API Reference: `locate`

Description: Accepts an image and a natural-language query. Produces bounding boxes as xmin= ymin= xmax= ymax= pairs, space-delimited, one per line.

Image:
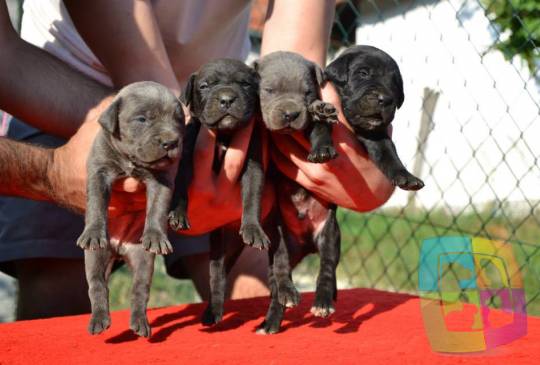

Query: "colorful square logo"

xmin=418 ymin=236 xmax=527 ymax=353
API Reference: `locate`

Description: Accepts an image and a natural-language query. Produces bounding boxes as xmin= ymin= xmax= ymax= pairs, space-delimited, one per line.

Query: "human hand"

xmin=179 ymin=119 xmax=274 ymax=236
xmin=271 ymin=82 xmax=394 ymax=212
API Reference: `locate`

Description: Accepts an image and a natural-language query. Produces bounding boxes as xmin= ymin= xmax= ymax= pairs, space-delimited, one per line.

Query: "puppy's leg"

xmin=239 ymin=126 xmax=270 ymax=250
xmin=85 ymin=247 xmax=114 ymax=335
xmin=77 ymin=167 xmax=118 ymax=250
xmin=311 ymin=205 xmax=341 ymax=318
xmin=124 ymin=244 xmax=155 ymax=338
xmin=169 ymin=120 xmax=200 ymax=231
xmin=306 ymin=100 xmax=338 ymax=163
xmin=141 ymin=174 xmax=174 ymax=255
xmin=358 ymin=136 xmax=424 ymax=191
xmin=202 ymin=228 xmax=227 ymax=325
xmin=257 ymin=219 xmax=299 ymax=334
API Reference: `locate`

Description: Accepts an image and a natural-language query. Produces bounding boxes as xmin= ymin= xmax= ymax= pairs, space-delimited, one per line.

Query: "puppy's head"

xmin=325 ymin=45 xmax=404 ymax=134
xmin=255 ymin=51 xmax=324 ymax=133
xmin=182 ymin=59 xmax=258 ymax=132
xmin=99 ymin=81 xmax=185 ymax=170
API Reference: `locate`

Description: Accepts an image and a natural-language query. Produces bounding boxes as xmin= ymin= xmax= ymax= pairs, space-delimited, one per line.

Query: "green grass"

xmin=109 ymin=205 xmax=540 ymax=316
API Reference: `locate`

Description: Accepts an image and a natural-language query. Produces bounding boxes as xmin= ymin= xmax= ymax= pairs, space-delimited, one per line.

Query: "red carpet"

xmin=0 ymin=289 xmax=538 ymax=364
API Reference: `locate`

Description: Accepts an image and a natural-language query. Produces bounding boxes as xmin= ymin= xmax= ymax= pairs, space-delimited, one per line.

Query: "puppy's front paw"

xmin=307 ymin=145 xmax=338 ymax=163
xmin=168 ymin=209 xmax=191 ymax=231
xmin=130 ymin=312 xmax=151 ymax=338
xmin=88 ymin=310 xmax=111 ymax=335
xmin=77 ymin=226 xmax=108 ymax=250
xmin=201 ymin=305 xmax=223 ymax=326
xmin=392 ymin=171 xmax=425 ymax=191
xmin=141 ymin=229 xmax=173 ymax=255
xmin=277 ymin=281 xmax=300 ymax=308
xmin=308 ymin=100 xmax=338 ymax=124
xmin=239 ymin=223 xmax=270 ymax=250
xmin=311 ymin=291 xmax=335 ymax=318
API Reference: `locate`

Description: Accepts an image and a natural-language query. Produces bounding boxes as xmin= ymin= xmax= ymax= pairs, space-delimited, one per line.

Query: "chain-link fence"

xmin=276 ymin=0 xmax=540 ymax=316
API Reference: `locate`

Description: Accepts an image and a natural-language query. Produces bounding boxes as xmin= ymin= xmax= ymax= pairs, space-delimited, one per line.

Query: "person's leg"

xmin=14 ymin=258 xmax=90 ymax=320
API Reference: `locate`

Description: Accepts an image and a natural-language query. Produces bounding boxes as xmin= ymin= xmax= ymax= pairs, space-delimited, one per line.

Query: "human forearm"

xmin=0 ymin=0 xmax=113 ymax=138
xmin=261 ymin=0 xmax=335 ymax=66
xmin=0 ymin=137 xmax=55 ymax=201
xmin=64 ymin=0 xmax=180 ymax=94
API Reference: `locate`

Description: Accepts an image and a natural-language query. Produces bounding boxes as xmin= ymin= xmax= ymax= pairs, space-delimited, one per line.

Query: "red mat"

xmin=0 ymin=289 xmax=538 ymax=364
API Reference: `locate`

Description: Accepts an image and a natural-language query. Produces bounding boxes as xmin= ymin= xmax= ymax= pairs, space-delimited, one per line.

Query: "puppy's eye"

xmin=305 ymin=90 xmax=312 ymax=97
xmin=358 ymin=69 xmax=369 ymax=78
xmin=199 ymin=82 xmax=209 ymax=90
xmin=240 ymin=81 xmax=252 ymax=88
xmin=134 ymin=116 xmax=147 ymax=123
xmin=264 ymin=87 xmax=273 ymax=94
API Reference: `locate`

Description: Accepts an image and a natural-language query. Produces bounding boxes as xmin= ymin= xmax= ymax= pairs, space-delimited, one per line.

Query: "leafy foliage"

xmin=483 ymin=0 xmax=540 ymax=75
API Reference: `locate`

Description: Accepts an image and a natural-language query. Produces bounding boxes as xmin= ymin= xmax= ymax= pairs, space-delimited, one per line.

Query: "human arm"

xmin=0 ymin=1 xmax=113 ymax=138
xmin=63 ymin=0 xmax=271 ymax=234
xmin=261 ymin=0 xmax=394 ymax=211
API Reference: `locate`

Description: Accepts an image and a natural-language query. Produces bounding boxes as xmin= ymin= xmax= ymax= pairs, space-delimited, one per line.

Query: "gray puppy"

xmin=255 ymin=51 xmax=341 ymax=334
xmin=76 ymin=81 xmax=184 ymax=338
xmin=256 ymin=51 xmax=339 ymax=162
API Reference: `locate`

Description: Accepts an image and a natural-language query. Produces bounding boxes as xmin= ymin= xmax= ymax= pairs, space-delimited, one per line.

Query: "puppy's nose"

xmin=283 ymin=110 xmax=301 ymax=122
xmin=219 ymin=93 xmax=237 ymax=109
xmin=161 ymin=139 xmax=179 ymax=151
xmin=378 ymin=94 xmax=394 ymax=107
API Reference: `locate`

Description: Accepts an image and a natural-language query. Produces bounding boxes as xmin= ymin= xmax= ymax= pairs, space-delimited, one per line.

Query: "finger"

xmin=216 ymin=118 xmax=254 ymax=188
xmin=112 ymin=178 xmax=146 ymax=193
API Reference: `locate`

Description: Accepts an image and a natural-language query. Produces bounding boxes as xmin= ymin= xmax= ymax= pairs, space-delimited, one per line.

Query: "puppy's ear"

xmin=393 ymin=68 xmax=405 ymax=109
xmin=324 ymin=54 xmax=350 ymax=86
xmin=181 ymin=73 xmax=197 ymax=109
xmin=98 ymin=97 xmax=121 ymax=137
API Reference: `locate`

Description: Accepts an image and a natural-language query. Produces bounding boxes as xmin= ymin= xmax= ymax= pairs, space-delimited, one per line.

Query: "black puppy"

xmin=255 ymin=51 xmax=341 ymax=334
xmin=77 ymin=81 xmax=184 ymax=338
xmin=325 ymin=45 xmax=424 ymax=190
xmin=168 ymin=59 xmax=264 ymax=325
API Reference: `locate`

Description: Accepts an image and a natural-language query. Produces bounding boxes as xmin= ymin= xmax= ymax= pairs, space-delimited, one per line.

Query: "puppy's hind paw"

xmin=256 ymin=320 xmax=281 ymax=335
xmin=278 ymin=281 xmax=300 ymax=308
xmin=392 ymin=171 xmax=425 ymax=191
xmin=239 ymin=223 xmax=270 ymax=250
xmin=311 ymin=293 xmax=335 ymax=318
xmin=201 ymin=305 xmax=223 ymax=326
xmin=141 ymin=229 xmax=173 ymax=255
xmin=130 ymin=312 xmax=151 ymax=338
xmin=168 ymin=209 xmax=191 ymax=231
xmin=308 ymin=100 xmax=339 ymax=124
xmin=77 ymin=227 xmax=108 ymax=250
xmin=88 ymin=311 xmax=111 ymax=335
xmin=307 ymin=145 xmax=338 ymax=163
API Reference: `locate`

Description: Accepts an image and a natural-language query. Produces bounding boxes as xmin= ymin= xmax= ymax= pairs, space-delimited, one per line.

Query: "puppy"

xmin=255 ymin=51 xmax=341 ymax=334
xmin=256 ymin=51 xmax=339 ymax=162
xmin=325 ymin=45 xmax=424 ymax=190
xmin=168 ymin=59 xmax=264 ymax=325
xmin=76 ymin=81 xmax=184 ymax=338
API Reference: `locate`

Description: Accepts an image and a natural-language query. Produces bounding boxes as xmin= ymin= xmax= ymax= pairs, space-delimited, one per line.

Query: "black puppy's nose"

xmin=219 ymin=93 xmax=237 ymax=109
xmin=378 ymin=94 xmax=394 ymax=107
xmin=161 ymin=139 xmax=179 ymax=151
xmin=283 ymin=110 xmax=301 ymax=122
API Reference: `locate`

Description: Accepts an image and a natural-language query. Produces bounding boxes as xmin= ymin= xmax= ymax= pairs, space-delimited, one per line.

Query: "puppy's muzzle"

xmin=265 ymin=99 xmax=307 ymax=132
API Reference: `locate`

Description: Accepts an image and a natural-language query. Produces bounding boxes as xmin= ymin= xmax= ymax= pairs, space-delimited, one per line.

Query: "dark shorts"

xmin=0 ymin=117 xmax=209 ymax=278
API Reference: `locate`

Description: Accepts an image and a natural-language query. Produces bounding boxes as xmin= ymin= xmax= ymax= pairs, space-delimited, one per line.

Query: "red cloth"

xmin=0 ymin=288 xmax=538 ymax=364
